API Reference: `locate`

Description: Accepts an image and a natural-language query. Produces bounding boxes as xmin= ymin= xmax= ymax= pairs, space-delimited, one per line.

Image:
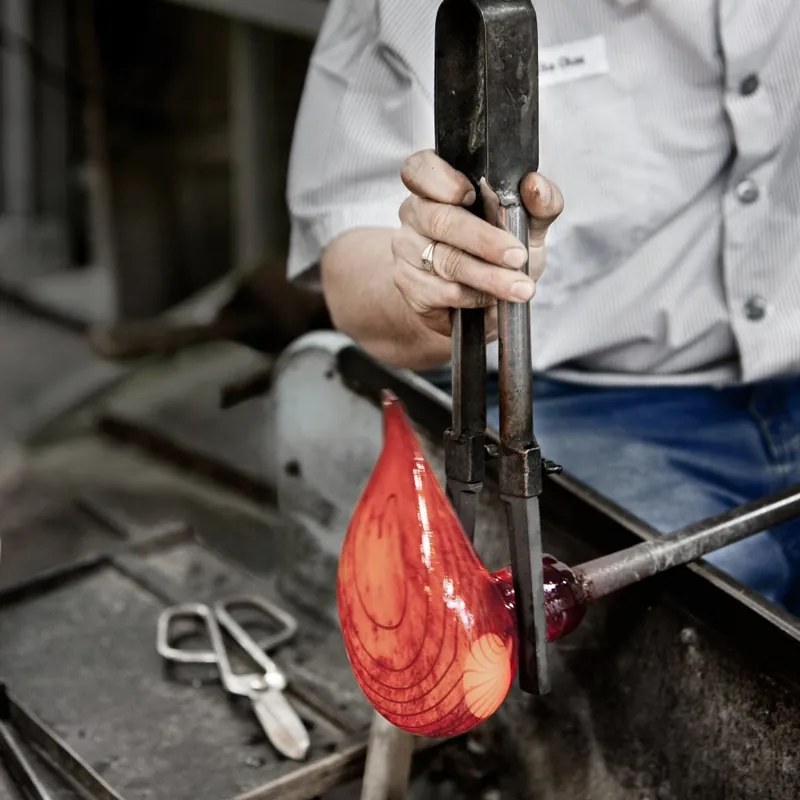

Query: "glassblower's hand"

xmin=391 ymin=148 xmax=564 ymax=338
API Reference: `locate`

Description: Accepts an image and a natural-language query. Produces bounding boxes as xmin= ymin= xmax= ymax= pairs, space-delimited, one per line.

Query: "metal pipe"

xmin=495 ymin=198 xmax=550 ymax=692
xmin=450 ymin=309 xmax=486 ymax=439
xmin=575 ymin=485 xmax=800 ymax=602
xmin=359 ymin=715 xmax=416 ymax=800
xmin=497 ymin=202 xmax=534 ymax=449
xmin=445 ymin=306 xmax=486 ymax=540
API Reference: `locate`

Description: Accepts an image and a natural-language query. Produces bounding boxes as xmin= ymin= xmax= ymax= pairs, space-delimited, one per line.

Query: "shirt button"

xmin=744 ymin=296 xmax=767 ymax=322
xmin=740 ymin=74 xmax=760 ymax=96
xmin=735 ymin=179 xmax=760 ymax=204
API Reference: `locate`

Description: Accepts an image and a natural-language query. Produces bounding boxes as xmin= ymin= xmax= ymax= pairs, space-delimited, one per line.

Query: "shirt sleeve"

xmin=286 ymin=0 xmax=436 ymax=286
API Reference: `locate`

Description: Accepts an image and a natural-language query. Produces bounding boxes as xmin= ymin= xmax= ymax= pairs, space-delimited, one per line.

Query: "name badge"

xmin=539 ymin=35 xmax=610 ymax=88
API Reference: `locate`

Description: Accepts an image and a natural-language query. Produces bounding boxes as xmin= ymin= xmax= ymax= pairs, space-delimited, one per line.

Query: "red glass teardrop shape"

xmin=337 ymin=393 xmax=589 ymax=736
xmin=337 ymin=392 xmax=518 ymax=737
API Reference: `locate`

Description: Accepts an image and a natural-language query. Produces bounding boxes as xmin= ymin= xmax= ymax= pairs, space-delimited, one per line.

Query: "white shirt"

xmin=287 ymin=0 xmax=800 ymax=386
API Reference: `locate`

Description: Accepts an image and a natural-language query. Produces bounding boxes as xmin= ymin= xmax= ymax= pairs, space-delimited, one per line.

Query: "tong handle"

xmin=435 ymin=0 xmax=549 ymax=696
xmin=435 ymin=1 xmax=490 ymax=541
xmin=435 ymin=0 xmax=541 ymax=460
xmin=435 ymin=0 xmax=539 ymax=194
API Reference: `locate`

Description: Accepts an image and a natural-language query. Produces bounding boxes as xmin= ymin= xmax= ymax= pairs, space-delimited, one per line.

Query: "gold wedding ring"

xmin=420 ymin=242 xmax=437 ymax=273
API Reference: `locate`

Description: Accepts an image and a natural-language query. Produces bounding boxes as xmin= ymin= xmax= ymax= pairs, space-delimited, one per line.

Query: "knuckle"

xmin=398 ymin=196 xmax=413 ymax=225
xmin=391 ymin=268 xmax=408 ymax=295
xmin=426 ymin=311 xmax=453 ymax=337
xmin=401 ymin=149 xmax=435 ymax=192
xmin=406 ymin=293 xmax=430 ymax=317
xmin=482 ymin=270 xmax=506 ymax=300
xmin=429 ymin=204 xmax=456 ymax=240
xmin=473 ymin=226 xmax=501 ymax=261
xmin=392 ymin=261 xmax=416 ymax=293
xmin=448 ymin=285 xmax=488 ymax=309
xmin=443 ymin=285 xmax=466 ymax=309
xmin=470 ymin=290 xmax=490 ymax=308
xmin=390 ymin=231 xmax=402 ymax=259
xmin=439 ymin=246 xmax=464 ymax=280
xmin=400 ymin=153 xmax=422 ymax=186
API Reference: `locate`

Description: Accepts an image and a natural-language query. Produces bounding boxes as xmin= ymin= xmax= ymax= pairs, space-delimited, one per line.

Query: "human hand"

xmin=391 ymin=149 xmax=564 ymax=338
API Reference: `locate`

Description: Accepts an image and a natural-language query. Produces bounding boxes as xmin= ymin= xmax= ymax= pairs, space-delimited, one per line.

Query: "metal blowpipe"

xmin=574 ymin=484 xmax=800 ymax=602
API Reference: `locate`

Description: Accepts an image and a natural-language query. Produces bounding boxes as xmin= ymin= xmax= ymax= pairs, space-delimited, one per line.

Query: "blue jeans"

xmin=484 ymin=375 xmax=800 ymax=613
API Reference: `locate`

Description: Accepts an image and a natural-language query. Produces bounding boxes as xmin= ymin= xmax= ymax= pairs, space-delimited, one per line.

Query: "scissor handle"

xmin=158 ymin=595 xmax=296 ymax=665
xmin=213 ymin=597 xmax=293 ymax=680
xmin=157 ymin=597 xmax=296 ymax=694
xmin=157 ymin=603 xmax=218 ymax=665
xmin=157 ymin=603 xmax=247 ymax=694
xmin=215 ymin=594 xmax=298 ymax=653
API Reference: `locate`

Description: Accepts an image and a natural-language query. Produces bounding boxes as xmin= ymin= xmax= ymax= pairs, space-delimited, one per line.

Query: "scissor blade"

xmin=251 ymin=690 xmax=310 ymax=761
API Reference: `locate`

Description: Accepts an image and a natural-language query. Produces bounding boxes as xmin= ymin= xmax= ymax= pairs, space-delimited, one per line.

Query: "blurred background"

xmin=0 ymin=0 xmax=330 ymax=450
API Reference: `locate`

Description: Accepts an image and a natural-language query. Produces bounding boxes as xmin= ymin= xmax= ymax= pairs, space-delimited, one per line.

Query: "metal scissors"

xmin=156 ymin=594 xmax=310 ymax=761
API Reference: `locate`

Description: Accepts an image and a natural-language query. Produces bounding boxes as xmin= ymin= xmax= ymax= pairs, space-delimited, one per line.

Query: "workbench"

xmin=1 ymin=325 xmax=798 ymax=798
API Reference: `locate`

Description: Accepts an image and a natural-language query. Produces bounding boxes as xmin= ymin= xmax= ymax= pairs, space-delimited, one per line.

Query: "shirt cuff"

xmin=287 ymin=201 xmax=401 ymax=287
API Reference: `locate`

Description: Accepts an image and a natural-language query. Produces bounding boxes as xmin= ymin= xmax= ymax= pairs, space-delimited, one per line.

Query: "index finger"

xmin=401 ymin=150 xmax=477 ymax=206
xmin=404 ymin=197 xmax=530 ymax=269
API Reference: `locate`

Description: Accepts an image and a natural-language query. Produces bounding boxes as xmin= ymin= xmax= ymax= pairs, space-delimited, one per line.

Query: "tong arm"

xmin=435 ymin=0 xmax=550 ymax=694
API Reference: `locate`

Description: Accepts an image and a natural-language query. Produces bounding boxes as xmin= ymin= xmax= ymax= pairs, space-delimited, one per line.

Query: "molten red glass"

xmin=337 ymin=393 xmax=586 ymax=738
xmin=492 ymin=558 xmax=586 ymax=644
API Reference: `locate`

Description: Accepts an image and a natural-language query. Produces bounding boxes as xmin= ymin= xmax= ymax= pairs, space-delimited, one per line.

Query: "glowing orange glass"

xmin=337 ymin=393 xmax=585 ymax=738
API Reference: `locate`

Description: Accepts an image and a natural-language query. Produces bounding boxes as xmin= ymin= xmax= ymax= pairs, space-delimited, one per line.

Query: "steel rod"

xmin=445 ymin=306 xmax=487 ymax=541
xmin=450 ymin=309 xmax=486 ymax=440
xmin=359 ymin=715 xmax=416 ymax=800
xmin=496 ymin=199 xmax=549 ymax=693
xmin=497 ymin=203 xmax=534 ymax=449
xmin=575 ymin=485 xmax=800 ymax=602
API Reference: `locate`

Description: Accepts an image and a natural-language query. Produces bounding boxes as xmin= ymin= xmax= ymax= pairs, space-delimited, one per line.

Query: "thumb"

xmin=521 ymin=172 xmax=564 ymax=281
xmin=521 ymin=172 xmax=564 ymax=247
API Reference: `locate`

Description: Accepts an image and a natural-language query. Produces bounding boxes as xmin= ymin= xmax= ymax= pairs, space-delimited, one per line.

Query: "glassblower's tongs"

xmin=436 ymin=0 xmax=555 ymax=695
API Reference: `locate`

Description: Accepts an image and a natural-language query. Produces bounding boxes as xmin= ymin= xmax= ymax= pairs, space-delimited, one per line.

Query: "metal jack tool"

xmin=436 ymin=0 xmax=550 ymax=695
xmin=360 ymin=2 xmax=546 ymax=798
